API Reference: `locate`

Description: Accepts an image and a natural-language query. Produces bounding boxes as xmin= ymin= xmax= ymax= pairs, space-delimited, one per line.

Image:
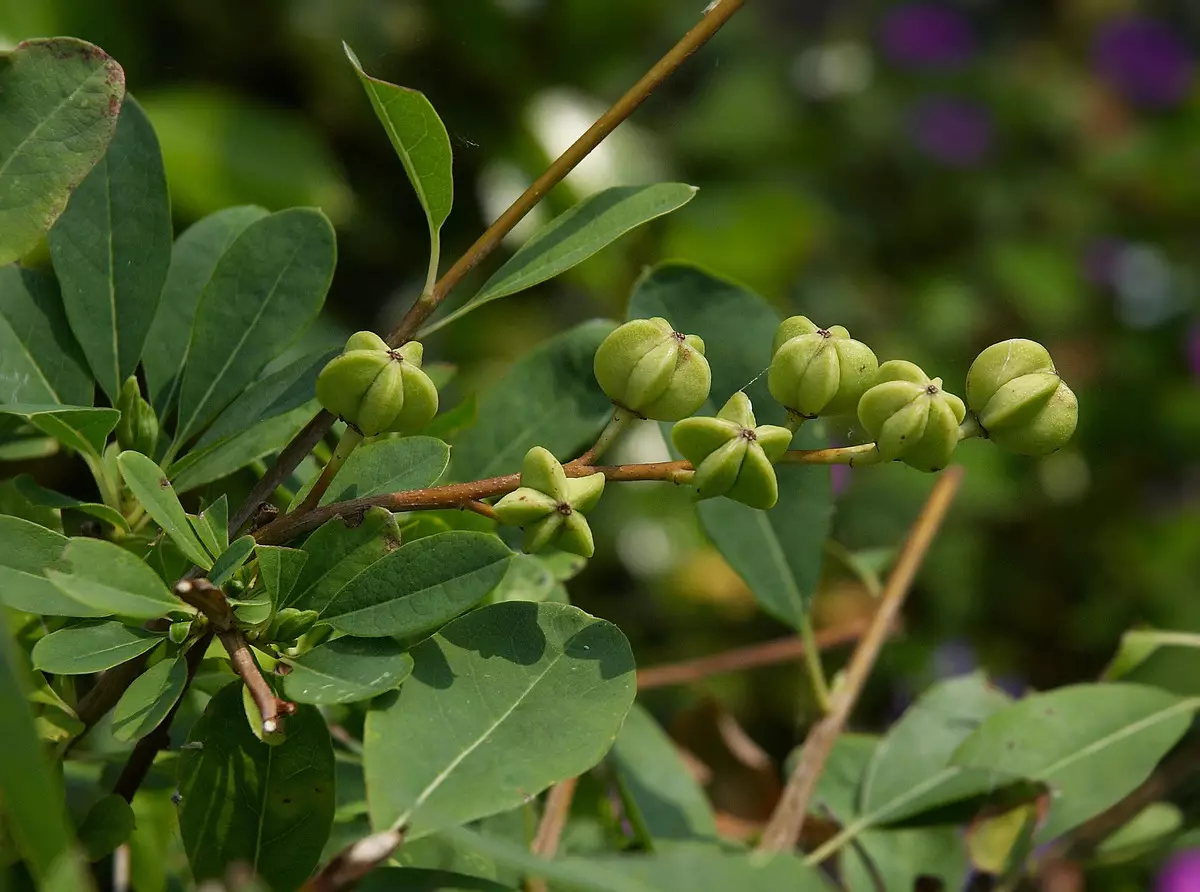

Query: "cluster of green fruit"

xmin=313 ymin=318 xmax=1077 ymax=559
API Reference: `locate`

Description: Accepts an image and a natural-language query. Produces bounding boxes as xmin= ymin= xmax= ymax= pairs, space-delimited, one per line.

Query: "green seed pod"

xmin=315 ymin=332 xmax=439 ymax=436
xmin=168 ymin=620 xmax=192 ymax=645
xmin=493 ymin=446 xmax=605 ymax=557
xmin=768 ymin=317 xmax=879 ymax=418
xmin=593 ymin=318 xmax=711 ymax=421
xmin=671 ymin=392 xmax=793 ymax=509
xmin=857 ymin=361 xmax=966 ymax=472
xmin=267 ymin=607 xmax=320 ymax=643
xmin=965 ymin=339 xmax=1078 ymax=455
xmin=115 ymin=376 xmax=159 ymax=456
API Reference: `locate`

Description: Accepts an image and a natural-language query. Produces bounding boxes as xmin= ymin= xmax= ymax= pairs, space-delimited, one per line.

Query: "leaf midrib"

xmin=395 ymin=644 xmax=565 ymax=828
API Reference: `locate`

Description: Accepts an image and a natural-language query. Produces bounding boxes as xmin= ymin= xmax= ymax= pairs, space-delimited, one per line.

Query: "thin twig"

xmin=755 ymin=467 xmax=965 ymax=855
xmin=526 ymin=777 xmax=581 ymax=892
xmin=112 ymin=631 xmax=214 ymax=802
xmin=174 ymin=579 xmax=289 ymax=735
xmin=636 ymin=621 xmax=872 ymax=690
xmin=227 ymin=0 xmax=747 ymax=540
xmin=253 ymin=460 xmax=695 ymax=546
xmin=302 ymin=828 xmax=406 ymax=892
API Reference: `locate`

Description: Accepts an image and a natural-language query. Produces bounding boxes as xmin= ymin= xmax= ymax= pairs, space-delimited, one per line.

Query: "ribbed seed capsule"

xmin=493 ymin=447 xmax=606 ymax=558
xmin=857 ymin=360 xmax=966 ymax=472
xmin=315 ymin=332 xmax=439 ymax=436
xmin=768 ymin=316 xmax=878 ymax=418
xmin=593 ymin=318 xmax=711 ymax=421
xmin=671 ymin=392 xmax=793 ymax=509
xmin=965 ymin=339 xmax=1078 ymax=455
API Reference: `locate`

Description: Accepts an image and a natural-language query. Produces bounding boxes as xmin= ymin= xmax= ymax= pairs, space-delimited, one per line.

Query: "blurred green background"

xmin=5 ymin=0 xmax=1200 ymax=880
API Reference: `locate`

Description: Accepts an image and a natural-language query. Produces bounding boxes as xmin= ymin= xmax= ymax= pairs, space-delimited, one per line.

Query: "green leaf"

xmin=344 ymin=43 xmax=452 ymax=236
xmin=179 ymin=682 xmax=335 ymax=889
xmin=361 ymin=869 xmax=513 ymax=892
xmin=282 ymin=637 xmax=414 ymax=705
xmin=111 ymin=654 xmax=187 ymax=742
xmin=1095 ymin=801 xmax=1182 ymax=864
xmin=142 ymin=206 xmax=269 ymax=412
xmin=76 ymin=794 xmax=135 ymax=861
xmin=47 ymin=97 xmax=171 ymax=400
xmin=628 ymin=263 xmax=833 ymax=628
xmin=858 ymin=673 xmax=1012 ymax=825
xmin=453 ymin=320 xmax=616 ymax=481
xmin=0 ymin=404 xmax=119 ymax=459
xmin=805 ymin=734 xmax=968 ymax=892
xmin=952 ymin=683 xmax=1199 ymax=842
xmin=47 ymin=537 xmax=185 ymax=619
xmin=13 ymin=474 xmax=129 ymax=532
xmin=32 ymin=621 xmax=164 ymax=674
xmin=365 ymin=601 xmax=636 ymax=838
xmin=193 ymin=348 xmax=334 ymax=451
xmin=0 ymin=476 xmax=63 ymax=532
xmin=320 ymin=531 xmax=512 ymax=638
xmin=319 ymin=435 xmax=450 ymax=506
xmin=0 ymin=265 xmax=93 ymax=405
xmin=446 ymin=830 xmax=827 ymax=892
xmin=173 ymin=208 xmax=336 ymax=444
xmin=610 ymin=703 xmax=717 ymax=845
xmin=0 ymin=514 xmax=106 ymax=616
xmin=0 ymin=37 xmax=125 ymax=265
xmin=1103 ymin=628 xmax=1200 ymax=681
xmin=118 ymin=450 xmax=214 ymax=569
xmin=0 ymin=624 xmax=78 ymax=879
xmin=208 ymin=535 xmax=255 ymax=587
xmin=254 ymin=544 xmax=308 ymax=606
xmin=169 ymin=402 xmax=317 ymax=494
xmin=424 ymin=394 xmax=478 ymax=443
xmin=287 ymin=508 xmax=403 ymax=612
xmin=193 ymin=495 xmax=229 ymax=557
xmin=424 ymin=185 xmax=698 ymax=337
xmin=487 ymin=553 xmax=557 ymax=605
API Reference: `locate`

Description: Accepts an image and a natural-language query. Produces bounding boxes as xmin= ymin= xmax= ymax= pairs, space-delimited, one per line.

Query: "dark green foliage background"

xmin=4 ymin=1 xmax=1199 ymax=884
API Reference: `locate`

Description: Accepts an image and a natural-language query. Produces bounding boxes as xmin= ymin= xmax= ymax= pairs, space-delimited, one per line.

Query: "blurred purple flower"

xmin=1082 ymin=237 xmax=1124 ymax=288
xmin=879 ymin=3 xmax=975 ymax=69
xmin=1157 ymin=849 xmax=1200 ymax=892
xmin=909 ymin=97 xmax=992 ymax=166
xmin=1093 ymin=17 xmax=1195 ymax=109
xmin=933 ymin=638 xmax=978 ymax=678
xmin=831 ymin=463 xmax=852 ymax=496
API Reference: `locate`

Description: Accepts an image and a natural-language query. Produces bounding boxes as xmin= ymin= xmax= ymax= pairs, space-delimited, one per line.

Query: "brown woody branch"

xmin=227 ymin=0 xmax=748 ymax=539
xmin=636 ymin=621 xmax=873 ymax=691
xmin=302 ymin=828 xmax=406 ymax=892
xmin=526 ymin=777 xmax=581 ymax=892
xmin=174 ymin=579 xmax=290 ymax=735
xmin=756 ymin=467 xmax=965 ymax=855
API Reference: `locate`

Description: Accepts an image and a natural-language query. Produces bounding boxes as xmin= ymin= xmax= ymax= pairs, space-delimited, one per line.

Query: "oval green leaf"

xmin=77 ymin=794 xmax=136 ymax=861
xmin=0 ymin=514 xmax=105 ymax=617
xmin=951 ymin=683 xmax=1199 ymax=842
xmin=32 ymin=621 xmax=164 ymax=675
xmin=344 ymin=43 xmax=452 ymax=235
xmin=13 ymin=474 xmax=129 ymax=533
xmin=282 ymin=637 xmax=414 ymax=705
xmin=629 ymin=262 xmax=833 ymax=628
xmin=424 ymin=184 xmax=697 ymax=337
xmin=452 ymin=320 xmax=616 ymax=481
xmin=48 ymin=97 xmax=172 ymax=400
xmin=365 ymin=601 xmax=636 ymax=838
xmin=174 ymin=208 xmax=336 ymax=444
xmin=0 ymin=38 xmax=125 ymax=265
xmin=111 ymin=654 xmax=188 ymax=742
xmin=118 ymin=450 xmax=213 ymax=569
xmin=316 ymin=435 xmax=450 ymax=507
xmin=287 ymin=508 xmax=402 ymax=613
xmin=47 ymin=537 xmax=183 ymax=619
xmin=610 ymin=703 xmax=717 ymax=845
xmin=321 ymin=531 xmax=512 ymax=638
xmin=178 ymin=682 xmax=335 ymax=889
xmin=208 ymin=535 xmax=255 ymax=588
xmin=0 ymin=404 xmax=119 ymax=460
xmin=142 ymin=206 xmax=269 ymax=413
xmin=0 ymin=266 xmax=93 ymax=406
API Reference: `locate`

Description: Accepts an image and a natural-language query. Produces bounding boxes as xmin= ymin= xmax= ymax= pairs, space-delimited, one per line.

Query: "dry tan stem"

xmin=755 ymin=467 xmax=965 ymax=855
